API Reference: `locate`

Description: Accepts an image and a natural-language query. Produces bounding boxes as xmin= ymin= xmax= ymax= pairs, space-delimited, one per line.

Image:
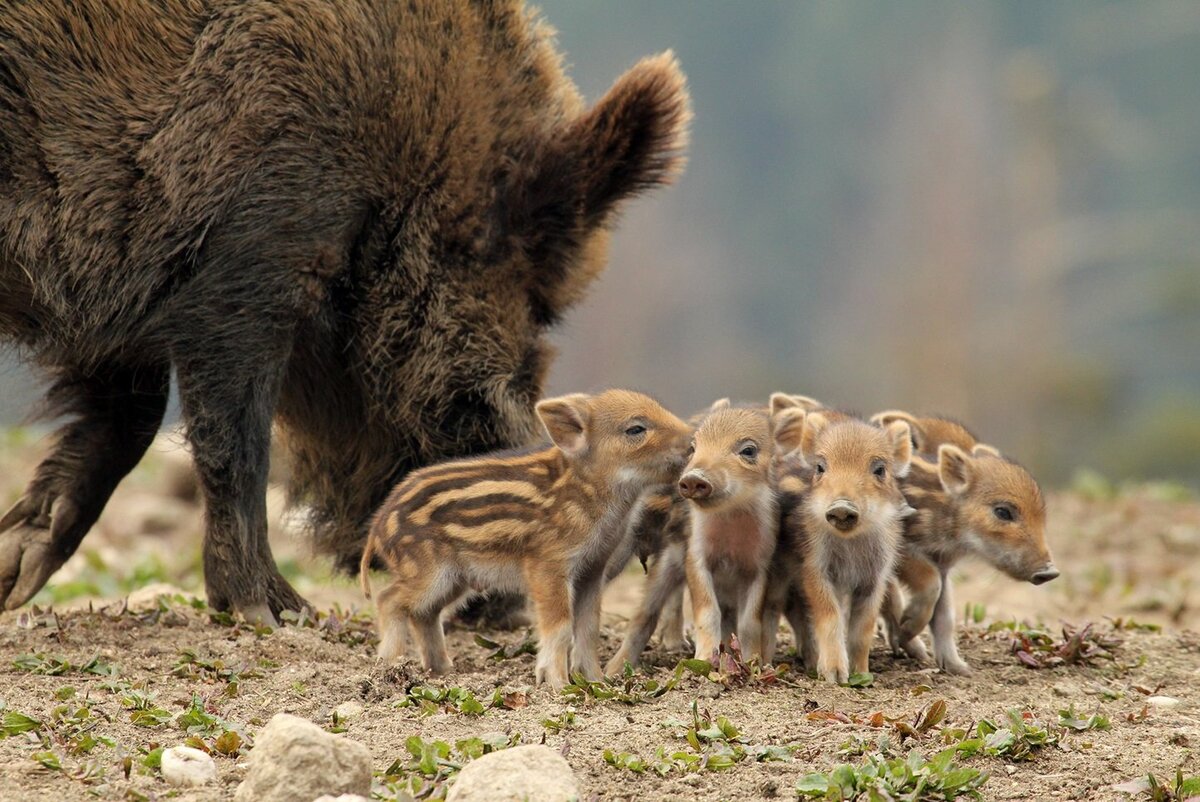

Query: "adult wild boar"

xmin=0 ymin=0 xmax=690 ymax=622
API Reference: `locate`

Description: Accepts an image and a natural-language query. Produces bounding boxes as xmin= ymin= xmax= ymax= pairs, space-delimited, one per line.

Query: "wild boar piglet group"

xmin=362 ymin=389 xmax=1057 ymax=688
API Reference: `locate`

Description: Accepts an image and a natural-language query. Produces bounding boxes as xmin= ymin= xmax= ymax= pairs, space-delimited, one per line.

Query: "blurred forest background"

xmin=2 ymin=1 xmax=1198 ymax=486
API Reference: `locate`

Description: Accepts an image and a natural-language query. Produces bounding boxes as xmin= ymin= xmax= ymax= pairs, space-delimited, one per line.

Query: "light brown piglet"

xmin=361 ymin=389 xmax=691 ymax=689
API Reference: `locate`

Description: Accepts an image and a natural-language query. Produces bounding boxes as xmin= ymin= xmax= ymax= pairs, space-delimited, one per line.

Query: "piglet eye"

xmin=625 ymin=424 xmax=647 ymax=437
xmin=684 ymin=443 xmax=695 ymax=458
xmin=814 ymin=460 xmax=826 ymax=475
xmin=872 ymin=460 xmax=886 ymax=480
xmin=739 ymin=443 xmax=758 ymax=460
xmin=993 ymin=504 xmax=1014 ymax=522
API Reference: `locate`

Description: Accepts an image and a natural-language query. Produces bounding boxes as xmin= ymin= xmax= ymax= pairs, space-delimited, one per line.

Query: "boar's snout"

xmin=679 ymin=472 xmax=713 ymax=501
xmin=1029 ymin=566 xmax=1060 ymax=585
xmin=825 ymin=499 xmax=860 ymax=532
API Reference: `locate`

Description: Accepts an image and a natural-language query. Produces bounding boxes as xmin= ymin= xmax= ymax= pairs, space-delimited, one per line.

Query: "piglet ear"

xmin=871 ymin=410 xmax=923 ymax=453
xmin=536 ymin=393 xmax=592 ymax=457
xmin=885 ymin=421 xmax=913 ymax=478
xmin=938 ymin=444 xmax=973 ymax=495
xmin=708 ymin=397 xmax=732 ymax=413
xmin=799 ymin=411 xmax=830 ymax=464
xmin=769 ymin=392 xmax=825 ymax=417
xmin=771 ymin=408 xmax=807 ymax=455
xmin=571 ymin=51 xmax=691 ymax=224
xmin=972 ymin=443 xmax=1002 ymax=458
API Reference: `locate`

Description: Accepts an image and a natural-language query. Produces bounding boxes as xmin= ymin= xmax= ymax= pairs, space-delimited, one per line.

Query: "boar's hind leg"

xmin=0 ymin=364 xmax=170 ymax=609
xmin=174 ymin=333 xmax=307 ymax=623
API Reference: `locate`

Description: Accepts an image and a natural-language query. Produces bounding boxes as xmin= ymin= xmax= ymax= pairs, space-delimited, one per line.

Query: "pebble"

xmin=161 ymin=745 xmax=217 ymax=787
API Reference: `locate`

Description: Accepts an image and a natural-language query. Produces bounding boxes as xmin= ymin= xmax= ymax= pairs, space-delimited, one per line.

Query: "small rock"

xmin=313 ymin=796 xmax=371 ymax=802
xmin=333 ymin=701 xmax=365 ymax=721
xmin=1005 ymin=765 xmax=1017 ymax=775
xmin=1147 ymin=695 xmax=1182 ymax=709
xmin=446 ymin=745 xmax=579 ymax=802
xmin=233 ymin=713 xmax=371 ymax=802
xmin=1052 ymin=682 xmax=1076 ymax=698
xmin=161 ymin=745 xmax=217 ymax=787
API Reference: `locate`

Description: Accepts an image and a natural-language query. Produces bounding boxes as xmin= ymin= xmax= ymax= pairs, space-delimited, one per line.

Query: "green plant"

xmin=604 ymin=703 xmax=795 ymax=777
xmin=375 ymin=732 xmax=522 ymax=800
xmin=994 ymin=621 xmax=1122 ymax=669
xmin=394 ymin=685 xmax=489 ymax=716
xmin=795 ymin=749 xmax=987 ymax=800
xmin=1113 ymin=770 xmax=1200 ymax=800
xmin=13 ymin=653 xmax=117 ymax=677
xmin=1058 ymin=704 xmax=1111 ymax=732
xmin=945 ymin=710 xmax=1060 ymax=762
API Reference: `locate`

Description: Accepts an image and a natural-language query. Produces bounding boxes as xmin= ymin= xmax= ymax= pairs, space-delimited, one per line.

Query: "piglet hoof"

xmin=937 ymin=655 xmax=973 ymax=676
xmin=661 ymin=634 xmax=692 ymax=653
xmin=604 ymin=653 xmax=634 ymax=677
xmin=817 ymin=662 xmax=849 ymax=685
xmin=902 ymin=637 xmax=931 ymax=663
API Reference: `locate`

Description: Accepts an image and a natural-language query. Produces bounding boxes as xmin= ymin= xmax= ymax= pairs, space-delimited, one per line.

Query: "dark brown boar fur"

xmin=0 ymin=0 xmax=690 ymax=621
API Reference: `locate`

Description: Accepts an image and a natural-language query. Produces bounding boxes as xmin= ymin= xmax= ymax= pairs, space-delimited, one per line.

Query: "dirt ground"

xmin=2 ymin=430 xmax=1200 ymax=801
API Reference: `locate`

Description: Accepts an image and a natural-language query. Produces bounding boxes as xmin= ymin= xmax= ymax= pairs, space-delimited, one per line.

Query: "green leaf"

xmin=847 ymin=672 xmax=874 ymax=687
xmin=1 ymin=711 xmax=42 ymax=737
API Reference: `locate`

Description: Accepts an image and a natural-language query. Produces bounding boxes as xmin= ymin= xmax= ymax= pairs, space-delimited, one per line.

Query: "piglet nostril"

xmin=679 ymin=474 xmax=712 ymax=500
xmin=1030 ymin=567 xmax=1060 ymax=585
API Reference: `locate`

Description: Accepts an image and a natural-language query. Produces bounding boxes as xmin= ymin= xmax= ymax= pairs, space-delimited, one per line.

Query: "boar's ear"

xmin=708 ymin=397 xmax=732 ymax=413
xmin=536 ymin=393 xmax=592 ymax=457
xmin=938 ymin=444 xmax=973 ymax=495
xmin=871 ymin=410 xmax=923 ymax=452
xmin=772 ymin=408 xmax=807 ymax=455
xmin=769 ymin=392 xmax=824 ymax=416
xmin=799 ymin=411 xmax=830 ymax=463
xmin=571 ymin=52 xmax=691 ymax=224
xmin=972 ymin=443 xmax=1002 ymax=458
xmin=885 ymin=421 xmax=913 ymax=478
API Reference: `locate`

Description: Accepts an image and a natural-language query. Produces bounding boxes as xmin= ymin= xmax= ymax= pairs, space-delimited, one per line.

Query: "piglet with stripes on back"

xmin=360 ymin=390 xmax=692 ymax=689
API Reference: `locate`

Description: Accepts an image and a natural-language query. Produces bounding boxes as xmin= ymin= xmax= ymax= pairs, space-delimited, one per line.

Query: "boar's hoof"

xmin=0 ymin=523 xmax=62 ymax=610
xmin=210 ymin=570 xmax=311 ymax=624
xmin=0 ymin=492 xmax=84 ymax=609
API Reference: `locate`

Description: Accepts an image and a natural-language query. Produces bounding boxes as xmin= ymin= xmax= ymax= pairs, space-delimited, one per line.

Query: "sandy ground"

xmin=2 ymin=430 xmax=1199 ymax=800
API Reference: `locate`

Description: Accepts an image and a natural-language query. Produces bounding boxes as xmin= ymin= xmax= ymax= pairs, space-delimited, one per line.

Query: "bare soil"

xmin=2 ymin=431 xmax=1199 ymax=801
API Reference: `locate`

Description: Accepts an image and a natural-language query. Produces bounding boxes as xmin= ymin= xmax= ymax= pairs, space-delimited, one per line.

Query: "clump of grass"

xmin=1057 ymin=704 xmax=1111 ymax=732
xmin=991 ymin=621 xmax=1122 ymax=669
xmin=375 ymin=732 xmax=522 ymax=800
xmin=943 ymin=710 xmax=1059 ymax=762
xmin=1113 ymin=770 xmax=1200 ymax=800
xmin=474 ymin=632 xmax=538 ymax=661
xmin=604 ymin=703 xmax=795 ymax=776
xmin=13 ymin=653 xmax=117 ymax=677
xmin=394 ymin=685 xmax=493 ymax=716
xmin=562 ymin=659 xmax=712 ymax=705
xmin=795 ymin=749 xmax=987 ymax=800
xmin=172 ymin=648 xmax=261 ymax=696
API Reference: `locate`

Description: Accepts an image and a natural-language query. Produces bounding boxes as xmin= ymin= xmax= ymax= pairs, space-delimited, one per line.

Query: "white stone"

xmin=333 ymin=701 xmax=365 ymax=721
xmin=161 ymin=745 xmax=217 ymax=787
xmin=446 ymin=745 xmax=579 ymax=802
xmin=1147 ymin=695 xmax=1183 ymax=709
xmin=233 ymin=713 xmax=371 ymax=802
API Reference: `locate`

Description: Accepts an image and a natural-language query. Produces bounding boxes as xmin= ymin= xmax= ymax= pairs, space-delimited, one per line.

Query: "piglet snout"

xmin=825 ymin=500 xmax=860 ymax=531
xmin=679 ymin=472 xmax=713 ymax=500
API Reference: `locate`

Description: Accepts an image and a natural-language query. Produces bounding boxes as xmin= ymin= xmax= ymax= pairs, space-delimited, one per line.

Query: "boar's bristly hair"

xmin=0 ymin=0 xmax=690 ymax=619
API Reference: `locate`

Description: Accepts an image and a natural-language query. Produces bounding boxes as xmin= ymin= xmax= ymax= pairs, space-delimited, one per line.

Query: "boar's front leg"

xmin=0 ymin=364 xmax=170 ymax=609
xmin=173 ymin=326 xmax=307 ymax=624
